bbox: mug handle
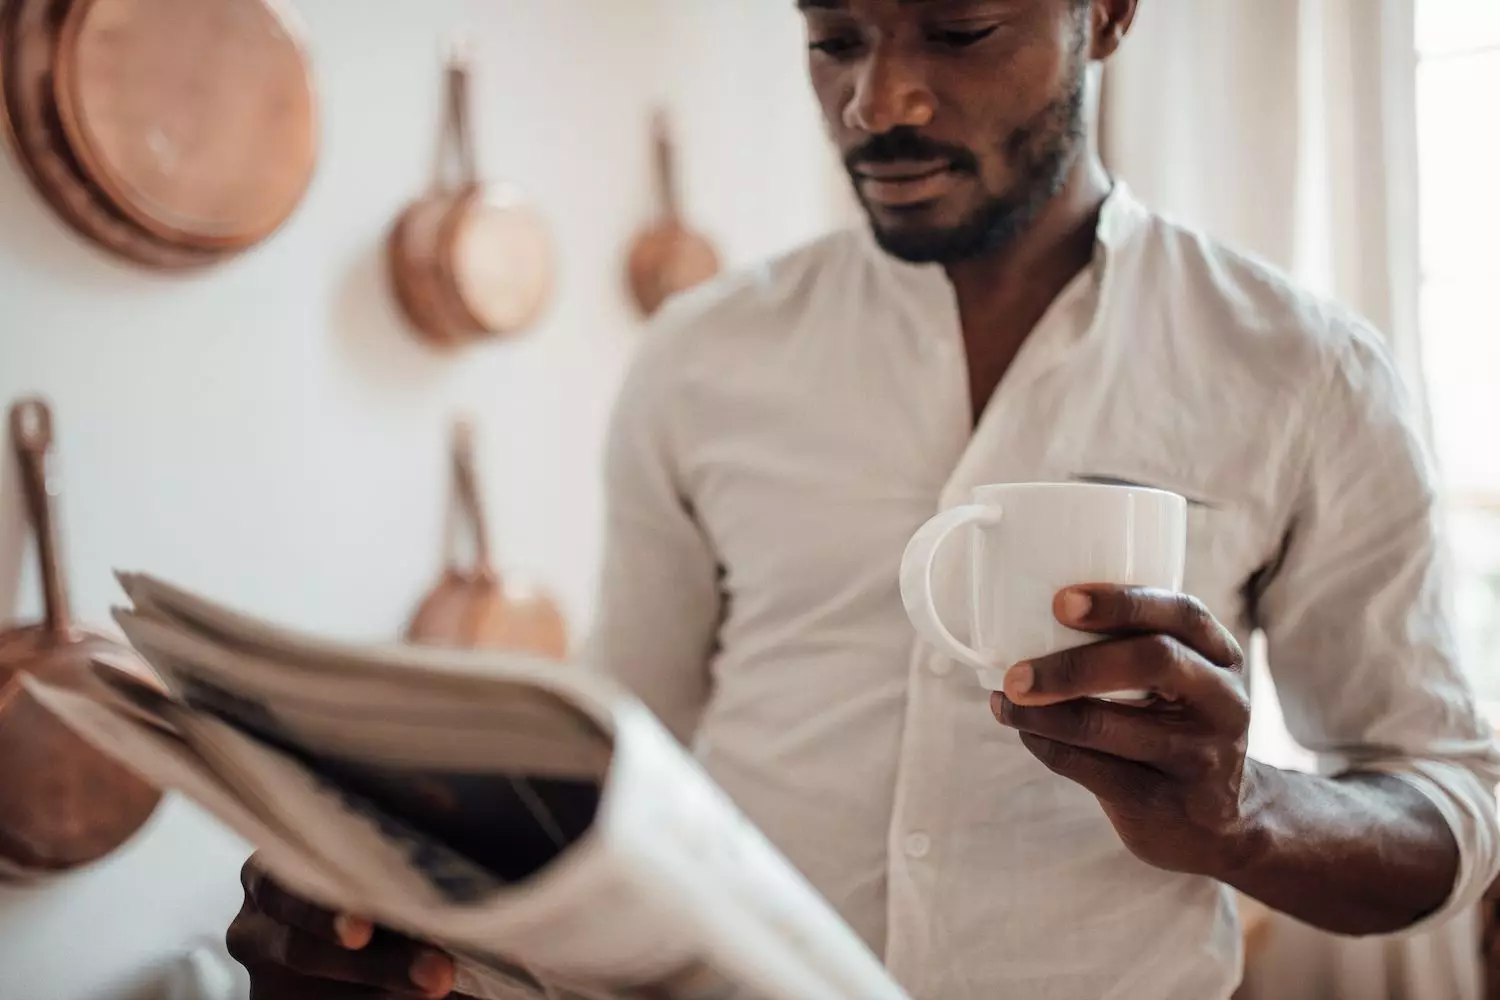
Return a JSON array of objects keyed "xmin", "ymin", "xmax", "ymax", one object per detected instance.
[{"xmin": 899, "ymin": 504, "xmax": 1004, "ymax": 672}]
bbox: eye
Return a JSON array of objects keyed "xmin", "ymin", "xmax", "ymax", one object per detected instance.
[
  {"xmin": 809, "ymin": 34, "xmax": 864, "ymax": 59},
  {"xmin": 928, "ymin": 25, "xmax": 999, "ymax": 48}
]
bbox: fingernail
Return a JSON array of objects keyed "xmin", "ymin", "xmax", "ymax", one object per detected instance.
[
  {"xmin": 1006, "ymin": 662, "xmax": 1034, "ymax": 696},
  {"xmin": 333, "ymin": 914, "xmax": 373, "ymax": 950},
  {"xmin": 410, "ymin": 950, "xmax": 455, "ymax": 998},
  {"xmin": 1061, "ymin": 590, "xmax": 1092, "ymax": 622}
]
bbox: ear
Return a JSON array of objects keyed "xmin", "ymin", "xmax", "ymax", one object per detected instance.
[{"xmin": 1088, "ymin": 0, "xmax": 1140, "ymax": 62}]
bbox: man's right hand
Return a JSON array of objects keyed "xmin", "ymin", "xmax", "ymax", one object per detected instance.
[{"xmin": 227, "ymin": 855, "xmax": 458, "ymax": 999}]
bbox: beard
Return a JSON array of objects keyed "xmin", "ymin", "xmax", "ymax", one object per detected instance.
[{"xmin": 847, "ymin": 62, "xmax": 1090, "ymax": 265}]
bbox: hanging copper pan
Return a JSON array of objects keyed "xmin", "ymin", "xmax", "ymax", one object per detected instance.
[
  {"xmin": 0, "ymin": 0, "xmax": 316, "ymax": 267},
  {"xmin": 51, "ymin": 0, "xmax": 318, "ymax": 252},
  {"xmin": 0, "ymin": 0, "xmax": 224, "ymax": 269},
  {"xmin": 404, "ymin": 418, "xmax": 569, "ymax": 660},
  {"xmin": 0, "ymin": 398, "xmax": 162, "ymax": 877},
  {"xmin": 625, "ymin": 108, "xmax": 721, "ymax": 319},
  {"xmin": 388, "ymin": 43, "xmax": 555, "ymax": 349}
]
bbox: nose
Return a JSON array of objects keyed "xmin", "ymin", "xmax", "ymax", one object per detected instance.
[{"xmin": 842, "ymin": 46, "xmax": 935, "ymax": 133}]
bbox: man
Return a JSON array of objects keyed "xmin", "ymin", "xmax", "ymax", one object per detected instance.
[{"xmin": 227, "ymin": 1, "xmax": 1500, "ymax": 997}]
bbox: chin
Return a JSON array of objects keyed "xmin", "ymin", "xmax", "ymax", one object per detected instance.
[
  {"xmin": 864, "ymin": 198, "xmax": 1036, "ymax": 265},
  {"xmin": 866, "ymin": 216, "xmax": 995, "ymax": 265},
  {"xmin": 860, "ymin": 202, "xmax": 960, "ymax": 264},
  {"xmin": 869, "ymin": 225, "xmax": 966, "ymax": 264}
]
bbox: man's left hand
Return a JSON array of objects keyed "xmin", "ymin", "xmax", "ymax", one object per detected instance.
[{"xmin": 992, "ymin": 585, "xmax": 1258, "ymax": 878}]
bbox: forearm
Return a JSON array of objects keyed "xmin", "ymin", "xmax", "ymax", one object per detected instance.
[{"xmin": 1221, "ymin": 761, "xmax": 1459, "ymax": 936}]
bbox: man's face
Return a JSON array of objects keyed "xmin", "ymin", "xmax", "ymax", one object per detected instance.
[{"xmin": 799, "ymin": 0, "xmax": 1094, "ymax": 264}]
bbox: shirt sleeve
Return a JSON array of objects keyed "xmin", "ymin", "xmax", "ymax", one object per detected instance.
[
  {"xmin": 579, "ymin": 332, "xmax": 723, "ymax": 745},
  {"xmin": 1256, "ymin": 326, "xmax": 1500, "ymax": 931}
]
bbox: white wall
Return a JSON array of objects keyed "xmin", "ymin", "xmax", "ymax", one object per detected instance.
[{"xmin": 0, "ymin": 2, "xmax": 840, "ymax": 997}]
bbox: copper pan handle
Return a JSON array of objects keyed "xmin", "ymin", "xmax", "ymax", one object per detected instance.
[
  {"xmin": 651, "ymin": 107, "xmax": 680, "ymax": 220},
  {"xmin": 446, "ymin": 417, "xmax": 495, "ymax": 579},
  {"xmin": 9, "ymin": 398, "xmax": 71, "ymax": 638},
  {"xmin": 444, "ymin": 35, "xmax": 479, "ymax": 189}
]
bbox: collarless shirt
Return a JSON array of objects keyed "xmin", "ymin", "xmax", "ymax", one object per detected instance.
[{"xmin": 584, "ymin": 182, "xmax": 1500, "ymax": 1000}]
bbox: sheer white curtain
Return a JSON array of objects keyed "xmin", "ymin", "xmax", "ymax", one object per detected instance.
[
  {"xmin": 1101, "ymin": 3, "xmax": 1476, "ymax": 998},
  {"xmin": 1101, "ymin": 0, "xmax": 1430, "ymax": 429}
]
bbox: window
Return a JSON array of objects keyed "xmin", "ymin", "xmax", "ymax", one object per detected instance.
[{"xmin": 1415, "ymin": 1, "xmax": 1500, "ymax": 702}]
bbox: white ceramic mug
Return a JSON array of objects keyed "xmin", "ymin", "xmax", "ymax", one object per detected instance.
[{"xmin": 899, "ymin": 482, "xmax": 1187, "ymax": 700}]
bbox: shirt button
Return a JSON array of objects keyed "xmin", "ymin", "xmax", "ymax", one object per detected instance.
[
  {"xmin": 928, "ymin": 657, "xmax": 952, "ymax": 677},
  {"xmin": 904, "ymin": 833, "xmax": 932, "ymax": 859}
]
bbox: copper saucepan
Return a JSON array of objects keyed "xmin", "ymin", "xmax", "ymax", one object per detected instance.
[
  {"xmin": 0, "ymin": 398, "xmax": 162, "ymax": 877},
  {"xmin": 404, "ymin": 418, "xmax": 568, "ymax": 659},
  {"xmin": 389, "ymin": 42, "xmax": 554, "ymax": 348},
  {"xmin": 625, "ymin": 108, "xmax": 721, "ymax": 319}
]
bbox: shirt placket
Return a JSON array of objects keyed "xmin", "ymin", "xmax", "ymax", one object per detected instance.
[{"xmin": 881, "ymin": 266, "xmax": 1101, "ymax": 994}]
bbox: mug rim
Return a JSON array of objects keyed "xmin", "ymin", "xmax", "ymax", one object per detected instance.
[{"xmin": 970, "ymin": 481, "xmax": 1186, "ymax": 505}]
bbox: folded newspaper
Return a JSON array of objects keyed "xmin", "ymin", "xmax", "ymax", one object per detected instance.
[{"xmin": 24, "ymin": 573, "xmax": 912, "ymax": 1000}]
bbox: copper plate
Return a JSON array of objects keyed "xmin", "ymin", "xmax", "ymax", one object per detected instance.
[
  {"xmin": 0, "ymin": 0, "xmax": 223, "ymax": 269},
  {"xmin": 53, "ymin": 0, "xmax": 317, "ymax": 250}
]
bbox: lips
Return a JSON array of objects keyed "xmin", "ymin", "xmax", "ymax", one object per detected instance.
[
  {"xmin": 852, "ymin": 159, "xmax": 953, "ymax": 182},
  {"xmin": 853, "ymin": 160, "xmax": 961, "ymax": 208}
]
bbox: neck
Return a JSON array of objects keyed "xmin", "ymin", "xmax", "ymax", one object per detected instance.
[{"xmin": 942, "ymin": 151, "xmax": 1114, "ymax": 340}]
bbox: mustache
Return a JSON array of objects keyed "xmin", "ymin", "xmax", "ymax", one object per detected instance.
[{"xmin": 845, "ymin": 128, "xmax": 979, "ymax": 174}]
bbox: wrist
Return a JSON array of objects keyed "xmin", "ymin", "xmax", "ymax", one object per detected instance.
[{"xmin": 1214, "ymin": 759, "xmax": 1281, "ymax": 884}]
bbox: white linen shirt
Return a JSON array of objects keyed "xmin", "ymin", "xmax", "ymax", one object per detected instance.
[{"xmin": 583, "ymin": 182, "xmax": 1500, "ymax": 1000}]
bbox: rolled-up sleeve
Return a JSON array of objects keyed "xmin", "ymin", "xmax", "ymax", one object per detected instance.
[
  {"xmin": 580, "ymin": 323, "xmax": 722, "ymax": 746},
  {"xmin": 1257, "ymin": 327, "xmax": 1500, "ymax": 930}
]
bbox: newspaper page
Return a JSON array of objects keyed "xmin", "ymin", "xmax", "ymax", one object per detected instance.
[{"xmin": 25, "ymin": 573, "xmax": 912, "ymax": 1000}]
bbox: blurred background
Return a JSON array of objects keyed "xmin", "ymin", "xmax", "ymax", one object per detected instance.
[{"xmin": 0, "ymin": 1, "xmax": 1496, "ymax": 998}]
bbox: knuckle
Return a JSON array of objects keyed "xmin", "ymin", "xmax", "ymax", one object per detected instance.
[
  {"xmin": 1223, "ymin": 634, "xmax": 1247, "ymax": 673},
  {"xmin": 1120, "ymin": 588, "xmax": 1150, "ymax": 623},
  {"xmin": 239, "ymin": 856, "xmax": 262, "ymax": 901},
  {"xmin": 1142, "ymin": 633, "xmax": 1180, "ymax": 671},
  {"xmin": 1153, "ymin": 637, "xmax": 1202, "ymax": 694},
  {"xmin": 1021, "ymin": 731, "xmax": 1069, "ymax": 770},
  {"xmin": 224, "ymin": 922, "xmax": 252, "ymax": 967},
  {"xmin": 1179, "ymin": 737, "xmax": 1218, "ymax": 778},
  {"xmin": 1224, "ymin": 679, "xmax": 1252, "ymax": 728},
  {"xmin": 1172, "ymin": 591, "xmax": 1210, "ymax": 625},
  {"xmin": 1197, "ymin": 742, "xmax": 1227, "ymax": 778},
  {"xmin": 225, "ymin": 910, "xmax": 273, "ymax": 969}
]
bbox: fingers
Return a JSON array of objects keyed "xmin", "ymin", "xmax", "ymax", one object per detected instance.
[
  {"xmin": 1016, "ymin": 731, "xmax": 1164, "ymax": 803},
  {"xmin": 230, "ymin": 911, "xmax": 453, "ymax": 997},
  {"xmin": 992, "ymin": 693, "xmax": 1181, "ymax": 764},
  {"xmin": 230, "ymin": 909, "xmax": 456, "ymax": 999},
  {"xmin": 234, "ymin": 858, "xmax": 456, "ymax": 999},
  {"xmin": 1004, "ymin": 634, "xmax": 1250, "ymax": 732},
  {"xmin": 242, "ymin": 860, "xmax": 372, "ymax": 949},
  {"xmin": 1055, "ymin": 586, "xmax": 1243, "ymax": 671}
]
